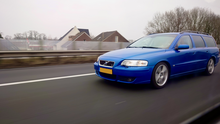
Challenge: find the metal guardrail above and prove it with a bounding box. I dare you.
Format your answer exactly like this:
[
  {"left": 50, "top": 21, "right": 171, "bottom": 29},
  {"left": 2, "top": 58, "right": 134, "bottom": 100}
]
[
  {"left": 0, "top": 50, "right": 109, "bottom": 58},
  {"left": 0, "top": 49, "right": 219, "bottom": 58}
]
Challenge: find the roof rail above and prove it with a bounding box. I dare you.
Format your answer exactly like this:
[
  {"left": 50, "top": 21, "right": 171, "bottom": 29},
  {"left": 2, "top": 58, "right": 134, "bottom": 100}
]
[
  {"left": 149, "top": 33, "right": 158, "bottom": 35},
  {"left": 180, "top": 30, "right": 209, "bottom": 35}
]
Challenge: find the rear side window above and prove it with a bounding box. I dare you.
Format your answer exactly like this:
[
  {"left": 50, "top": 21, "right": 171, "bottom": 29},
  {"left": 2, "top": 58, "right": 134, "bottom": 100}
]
[
  {"left": 192, "top": 36, "right": 205, "bottom": 48},
  {"left": 203, "top": 37, "right": 216, "bottom": 47}
]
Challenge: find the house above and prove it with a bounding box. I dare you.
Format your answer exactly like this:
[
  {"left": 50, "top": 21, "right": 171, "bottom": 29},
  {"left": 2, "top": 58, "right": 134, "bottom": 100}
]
[
  {"left": 55, "top": 26, "right": 90, "bottom": 50},
  {"left": 92, "top": 31, "right": 129, "bottom": 42},
  {"left": 68, "top": 32, "right": 91, "bottom": 41},
  {"left": 61, "top": 32, "right": 92, "bottom": 50}
]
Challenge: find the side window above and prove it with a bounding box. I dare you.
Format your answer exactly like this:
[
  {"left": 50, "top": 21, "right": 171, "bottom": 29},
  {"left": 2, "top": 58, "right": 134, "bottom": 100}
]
[
  {"left": 176, "top": 35, "right": 192, "bottom": 48},
  {"left": 203, "top": 37, "right": 216, "bottom": 47},
  {"left": 192, "top": 35, "right": 205, "bottom": 48}
]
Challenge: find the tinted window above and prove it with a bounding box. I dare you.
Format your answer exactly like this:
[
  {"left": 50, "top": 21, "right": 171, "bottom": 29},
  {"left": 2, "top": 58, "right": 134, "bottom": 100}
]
[
  {"left": 203, "top": 37, "right": 216, "bottom": 47},
  {"left": 176, "top": 35, "right": 192, "bottom": 48},
  {"left": 192, "top": 36, "right": 205, "bottom": 48}
]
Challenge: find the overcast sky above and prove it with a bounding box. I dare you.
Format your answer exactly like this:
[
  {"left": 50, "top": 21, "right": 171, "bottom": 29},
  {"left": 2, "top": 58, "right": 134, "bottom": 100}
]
[{"left": 0, "top": 0, "right": 220, "bottom": 40}]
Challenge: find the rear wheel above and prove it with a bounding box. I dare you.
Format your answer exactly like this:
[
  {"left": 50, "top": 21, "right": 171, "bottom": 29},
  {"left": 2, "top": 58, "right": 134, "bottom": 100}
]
[
  {"left": 205, "top": 58, "right": 215, "bottom": 75},
  {"left": 151, "top": 62, "right": 169, "bottom": 89}
]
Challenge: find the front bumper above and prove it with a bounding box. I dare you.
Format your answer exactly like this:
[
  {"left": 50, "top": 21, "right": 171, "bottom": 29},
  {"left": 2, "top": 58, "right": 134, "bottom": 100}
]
[{"left": 94, "top": 62, "right": 153, "bottom": 84}]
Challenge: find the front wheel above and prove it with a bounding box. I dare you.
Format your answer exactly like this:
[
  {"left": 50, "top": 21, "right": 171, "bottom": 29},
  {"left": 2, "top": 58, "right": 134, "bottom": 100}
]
[
  {"left": 205, "top": 58, "right": 215, "bottom": 75},
  {"left": 151, "top": 62, "right": 169, "bottom": 89}
]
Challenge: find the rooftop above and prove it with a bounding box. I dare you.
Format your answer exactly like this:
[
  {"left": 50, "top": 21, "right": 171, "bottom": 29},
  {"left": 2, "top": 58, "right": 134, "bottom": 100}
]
[{"left": 59, "top": 28, "right": 90, "bottom": 41}]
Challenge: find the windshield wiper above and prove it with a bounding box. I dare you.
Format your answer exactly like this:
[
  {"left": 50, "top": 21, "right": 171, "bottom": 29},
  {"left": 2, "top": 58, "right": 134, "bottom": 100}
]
[
  {"left": 140, "top": 46, "right": 160, "bottom": 49},
  {"left": 128, "top": 46, "right": 160, "bottom": 49},
  {"left": 127, "top": 46, "right": 138, "bottom": 48}
]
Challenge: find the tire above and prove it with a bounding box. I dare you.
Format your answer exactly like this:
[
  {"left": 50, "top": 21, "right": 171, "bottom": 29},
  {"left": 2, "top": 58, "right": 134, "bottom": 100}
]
[
  {"left": 151, "top": 62, "right": 169, "bottom": 89},
  {"left": 205, "top": 58, "right": 215, "bottom": 75}
]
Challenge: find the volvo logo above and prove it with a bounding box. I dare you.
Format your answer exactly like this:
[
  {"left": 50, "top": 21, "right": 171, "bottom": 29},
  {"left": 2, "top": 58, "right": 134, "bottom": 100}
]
[{"left": 104, "top": 61, "right": 109, "bottom": 65}]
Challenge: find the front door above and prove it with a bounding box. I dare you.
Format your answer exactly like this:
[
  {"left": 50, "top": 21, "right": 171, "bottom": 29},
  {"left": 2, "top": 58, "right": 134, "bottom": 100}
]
[{"left": 172, "top": 35, "right": 195, "bottom": 74}]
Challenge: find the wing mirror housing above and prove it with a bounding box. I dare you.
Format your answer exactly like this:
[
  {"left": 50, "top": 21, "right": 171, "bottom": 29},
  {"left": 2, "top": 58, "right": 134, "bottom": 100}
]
[{"left": 175, "top": 44, "right": 189, "bottom": 50}]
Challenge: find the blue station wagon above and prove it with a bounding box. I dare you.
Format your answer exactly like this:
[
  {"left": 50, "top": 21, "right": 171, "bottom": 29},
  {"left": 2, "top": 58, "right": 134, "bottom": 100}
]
[{"left": 94, "top": 31, "right": 220, "bottom": 88}]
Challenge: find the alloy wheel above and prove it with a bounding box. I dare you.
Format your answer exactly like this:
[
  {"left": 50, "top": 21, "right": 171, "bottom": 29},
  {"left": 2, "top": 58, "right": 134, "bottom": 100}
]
[
  {"left": 208, "top": 59, "right": 214, "bottom": 74},
  {"left": 155, "top": 65, "right": 168, "bottom": 86}
]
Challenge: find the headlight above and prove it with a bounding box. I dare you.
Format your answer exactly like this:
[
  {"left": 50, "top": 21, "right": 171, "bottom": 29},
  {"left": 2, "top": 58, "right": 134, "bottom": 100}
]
[{"left": 121, "top": 60, "right": 148, "bottom": 66}]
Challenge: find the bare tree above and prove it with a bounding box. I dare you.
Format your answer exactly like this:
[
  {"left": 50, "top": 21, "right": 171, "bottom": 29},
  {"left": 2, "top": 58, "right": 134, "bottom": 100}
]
[
  {"left": 23, "top": 32, "right": 28, "bottom": 39},
  {"left": 28, "top": 30, "right": 33, "bottom": 40},
  {"left": 32, "top": 31, "right": 39, "bottom": 40},
  {"left": 14, "top": 33, "right": 23, "bottom": 39},
  {"left": 145, "top": 7, "right": 189, "bottom": 33},
  {"left": 173, "top": 7, "right": 189, "bottom": 31},
  {"left": 47, "top": 35, "right": 52, "bottom": 40},
  {"left": 53, "top": 37, "right": 58, "bottom": 40},
  {"left": 42, "top": 34, "right": 47, "bottom": 40},
  {"left": 145, "top": 13, "right": 165, "bottom": 34},
  {"left": 0, "top": 32, "right": 3, "bottom": 39},
  {"left": 145, "top": 7, "right": 220, "bottom": 44},
  {"left": 185, "top": 8, "right": 208, "bottom": 31},
  {"left": 13, "top": 30, "right": 49, "bottom": 40},
  {"left": 5, "top": 35, "right": 12, "bottom": 40},
  {"left": 28, "top": 30, "right": 40, "bottom": 40}
]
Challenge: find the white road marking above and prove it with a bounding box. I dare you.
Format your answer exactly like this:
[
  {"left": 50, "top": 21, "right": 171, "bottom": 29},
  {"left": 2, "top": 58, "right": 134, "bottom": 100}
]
[{"left": 0, "top": 73, "right": 96, "bottom": 87}]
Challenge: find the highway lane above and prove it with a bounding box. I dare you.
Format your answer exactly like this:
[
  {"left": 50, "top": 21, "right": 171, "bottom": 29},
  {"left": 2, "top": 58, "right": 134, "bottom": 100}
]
[
  {"left": 0, "top": 64, "right": 220, "bottom": 124},
  {"left": 0, "top": 63, "right": 94, "bottom": 84}
]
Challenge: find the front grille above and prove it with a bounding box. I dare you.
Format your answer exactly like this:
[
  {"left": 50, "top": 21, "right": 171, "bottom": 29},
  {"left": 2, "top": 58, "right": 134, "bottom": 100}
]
[
  {"left": 99, "top": 60, "right": 114, "bottom": 67},
  {"left": 99, "top": 72, "right": 116, "bottom": 80}
]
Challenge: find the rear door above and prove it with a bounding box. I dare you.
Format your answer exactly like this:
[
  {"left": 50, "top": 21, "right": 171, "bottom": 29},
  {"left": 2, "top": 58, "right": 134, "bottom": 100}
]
[
  {"left": 203, "top": 36, "right": 219, "bottom": 65},
  {"left": 191, "top": 35, "right": 208, "bottom": 70}
]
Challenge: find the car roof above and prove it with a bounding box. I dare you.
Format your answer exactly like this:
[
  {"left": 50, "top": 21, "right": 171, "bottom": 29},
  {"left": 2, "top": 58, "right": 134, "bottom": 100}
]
[
  {"left": 149, "top": 32, "right": 212, "bottom": 37},
  {"left": 149, "top": 32, "right": 179, "bottom": 35}
]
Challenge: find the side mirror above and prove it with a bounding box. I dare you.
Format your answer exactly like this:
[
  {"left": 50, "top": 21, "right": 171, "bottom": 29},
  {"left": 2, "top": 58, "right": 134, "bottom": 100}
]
[{"left": 175, "top": 44, "right": 189, "bottom": 50}]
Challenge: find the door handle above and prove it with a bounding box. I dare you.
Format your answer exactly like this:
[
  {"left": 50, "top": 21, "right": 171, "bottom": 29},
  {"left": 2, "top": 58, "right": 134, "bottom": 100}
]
[{"left": 206, "top": 51, "right": 208, "bottom": 53}]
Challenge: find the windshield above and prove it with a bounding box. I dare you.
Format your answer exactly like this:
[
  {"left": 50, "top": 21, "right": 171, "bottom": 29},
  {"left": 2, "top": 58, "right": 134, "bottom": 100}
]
[{"left": 128, "top": 34, "right": 177, "bottom": 49}]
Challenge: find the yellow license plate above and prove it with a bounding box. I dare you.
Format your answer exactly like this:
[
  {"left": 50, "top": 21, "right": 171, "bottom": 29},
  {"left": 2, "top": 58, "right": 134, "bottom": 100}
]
[{"left": 100, "top": 67, "right": 112, "bottom": 74}]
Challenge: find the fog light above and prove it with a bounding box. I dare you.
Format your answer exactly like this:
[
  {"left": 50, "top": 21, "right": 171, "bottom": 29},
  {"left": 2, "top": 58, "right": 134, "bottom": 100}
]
[
  {"left": 119, "top": 76, "right": 135, "bottom": 82},
  {"left": 128, "top": 78, "right": 132, "bottom": 82}
]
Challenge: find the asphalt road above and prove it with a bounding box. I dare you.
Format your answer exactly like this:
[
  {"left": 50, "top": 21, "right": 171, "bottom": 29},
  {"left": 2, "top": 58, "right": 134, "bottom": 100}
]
[{"left": 0, "top": 63, "right": 220, "bottom": 124}]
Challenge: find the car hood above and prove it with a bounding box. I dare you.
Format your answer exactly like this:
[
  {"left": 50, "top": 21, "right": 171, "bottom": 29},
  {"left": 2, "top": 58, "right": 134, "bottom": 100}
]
[{"left": 102, "top": 48, "right": 166, "bottom": 59}]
